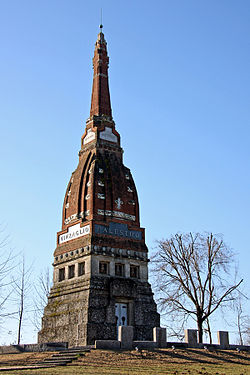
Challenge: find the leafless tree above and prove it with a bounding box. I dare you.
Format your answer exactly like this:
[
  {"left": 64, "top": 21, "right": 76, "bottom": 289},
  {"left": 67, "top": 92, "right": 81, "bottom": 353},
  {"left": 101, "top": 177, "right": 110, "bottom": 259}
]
[
  {"left": 32, "top": 267, "right": 52, "bottom": 331},
  {"left": 12, "top": 255, "right": 32, "bottom": 344},
  {"left": 204, "top": 317, "right": 212, "bottom": 344},
  {"left": 0, "top": 227, "right": 16, "bottom": 326},
  {"left": 246, "top": 326, "right": 250, "bottom": 345},
  {"left": 232, "top": 290, "right": 249, "bottom": 345},
  {"left": 152, "top": 232, "right": 243, "bottom": 343}
]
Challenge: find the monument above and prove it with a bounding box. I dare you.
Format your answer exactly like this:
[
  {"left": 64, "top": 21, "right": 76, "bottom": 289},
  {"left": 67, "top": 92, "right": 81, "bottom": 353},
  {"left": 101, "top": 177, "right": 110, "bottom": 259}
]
[{"left": 38, "top": 26, "right": 160, "bottom": 346}]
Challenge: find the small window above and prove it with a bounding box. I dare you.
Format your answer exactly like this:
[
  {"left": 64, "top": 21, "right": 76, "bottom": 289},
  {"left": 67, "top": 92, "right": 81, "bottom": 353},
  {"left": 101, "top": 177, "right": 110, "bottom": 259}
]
[
  {"left": 68, "top": 265, "right": 75, "bottom": 279},
  {"left": 78, "top": 262, "right": 85, "bottom": 276},
  {"left": 58, "top": 268, "right": 65, "bottom": 282},
  {"left": 99, "top": 262, "right": 109, "bottom": 275},
  {"left": 115, "top": 263, "right": 125, "bottom": 277},
  {"left": 130, "top": 265, "right": 139, "bottom": 279}
]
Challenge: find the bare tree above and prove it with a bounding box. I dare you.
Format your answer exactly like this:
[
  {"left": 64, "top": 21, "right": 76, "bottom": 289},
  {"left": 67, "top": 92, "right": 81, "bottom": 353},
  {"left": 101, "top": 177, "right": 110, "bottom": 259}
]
[
  {"left": 0, "top": 227, "right": 16, "bottom": 325},
  {"left": 12, "top": 255, "right": 32, "bottom": 344},
  {"left": 232, "top": 291, "right": 249, "bottom": 345},
  {"left": 32, "top": 267, "right": 52, "bottom": 331},
  {"left": 246, "top": 326, "right": 250, "bottom": 345},
  {"left": 204, "top": 317, "right": 212, "bottom": 344},
  {"left": 153, "top": 232, "right": 243, "bottom": 343}
]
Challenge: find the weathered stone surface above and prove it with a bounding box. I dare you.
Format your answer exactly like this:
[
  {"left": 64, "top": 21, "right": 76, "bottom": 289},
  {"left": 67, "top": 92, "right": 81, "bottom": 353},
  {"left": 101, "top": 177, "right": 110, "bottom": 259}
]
[
  {"left": 217, "top": 331, "right": 229, "bottom": 349},
  {"left": 38, "top": 29, "right": 160, "bottom": 347},
  {"left": 184, "top": 329, "right": 198, "bottom": 348},
  {"left": 95, "top": 340, "right": 121, "bottom": 349},
  {"left": 133, "top": 341, "right": 157, "bottom": 349},
  {"left": 118, "top": 326, "right": 134, "bottom": 350},
  {"left": 38, "top": 275, "right": 159, "bottom": 346},
  {"left": 153, "top": 327, "right": 166, "bottom": 348}
]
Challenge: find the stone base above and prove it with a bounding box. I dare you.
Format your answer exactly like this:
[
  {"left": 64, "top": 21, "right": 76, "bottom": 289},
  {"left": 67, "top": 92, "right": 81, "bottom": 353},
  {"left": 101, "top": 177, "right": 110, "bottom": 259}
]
[
  {"left": 95, "top": 340, "right": 121, "bottom": 349},
  {"left": 38, "top": 276, "right": 160, "bottom": 346}
]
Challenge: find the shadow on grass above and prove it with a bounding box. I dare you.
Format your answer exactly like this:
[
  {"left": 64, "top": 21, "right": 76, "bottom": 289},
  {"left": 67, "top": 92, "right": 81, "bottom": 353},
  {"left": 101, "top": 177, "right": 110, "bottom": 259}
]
[
  {"left": 131, "top": 349, "right": 213, "bottom": 365},
  {"left": 215, "top": 350, "right": 250, "bottom": 362},
  {"left": 184, "top": 349, "right": 249, "bottom": 365}
]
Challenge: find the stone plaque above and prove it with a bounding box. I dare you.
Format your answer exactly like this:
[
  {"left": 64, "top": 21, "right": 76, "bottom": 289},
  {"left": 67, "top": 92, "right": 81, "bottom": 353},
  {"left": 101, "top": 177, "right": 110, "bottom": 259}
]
[
  {"left": 100, "top": 127, "right": 118, "bottom": 143},
  {"left": 94, "top": 222, "right": 142, "bottom": 240},
  {"left": 59, "top": 223, "right": 90, "bottom": 244},
  {"left": 83, "top": 129, "right": 95, "bottom": 144}
]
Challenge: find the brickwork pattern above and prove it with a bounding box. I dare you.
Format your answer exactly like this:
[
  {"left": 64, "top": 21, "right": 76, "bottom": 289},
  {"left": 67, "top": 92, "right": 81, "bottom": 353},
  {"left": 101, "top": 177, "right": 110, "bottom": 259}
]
[{"left": 38, "top": 29, "right": 160, "bottom": 346}]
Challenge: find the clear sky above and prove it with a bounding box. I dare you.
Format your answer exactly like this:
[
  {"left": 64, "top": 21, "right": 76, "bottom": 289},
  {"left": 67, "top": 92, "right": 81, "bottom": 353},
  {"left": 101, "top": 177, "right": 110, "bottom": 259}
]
[{"left": 0, "top": 0, "right": 249, "bottom": 344}]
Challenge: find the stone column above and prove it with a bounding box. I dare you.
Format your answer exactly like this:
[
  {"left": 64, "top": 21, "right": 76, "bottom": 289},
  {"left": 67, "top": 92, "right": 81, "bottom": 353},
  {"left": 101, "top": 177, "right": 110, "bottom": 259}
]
[
  {"left": 53, "top": 268, "right": 58, "bottom": 283},
  {"left": 184, "top": 329, "right": 198, "bottom": 348},
  {"left": 217, "top": 331, "right": 229, "bottom": 349},
  {"left": 65, "top": 265, "right": 69, "bottom": 280},
  {"left": 124, "top": 263, "right": 130, "bottom": 278},
  {"left": 75, "top": 262, "right": 79, "bottom": 277},
  {"left": 118, "top": 326, "right": 134, "bottom": 350},
  {"left": 153, "top": 327, "right": 166, "bottom": 348}
]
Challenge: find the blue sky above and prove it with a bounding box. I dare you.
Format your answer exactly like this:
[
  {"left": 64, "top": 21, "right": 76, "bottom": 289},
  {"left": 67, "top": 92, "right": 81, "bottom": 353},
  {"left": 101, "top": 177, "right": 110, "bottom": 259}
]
[{"left": 0, "top": 0, "right": 249, "bottom": 344}]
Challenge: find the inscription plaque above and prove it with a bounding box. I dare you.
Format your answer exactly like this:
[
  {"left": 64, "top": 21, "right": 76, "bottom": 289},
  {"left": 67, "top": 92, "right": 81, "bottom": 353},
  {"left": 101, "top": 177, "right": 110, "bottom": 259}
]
[{"left": 94, "top": 222, "right": 142, "bottom": 240}]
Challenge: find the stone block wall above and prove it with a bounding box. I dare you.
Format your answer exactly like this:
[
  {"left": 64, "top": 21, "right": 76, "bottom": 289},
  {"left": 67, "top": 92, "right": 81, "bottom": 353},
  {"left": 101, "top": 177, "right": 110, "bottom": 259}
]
[{"left": 38, "top": 276, "right": 160, "bottom": 346}]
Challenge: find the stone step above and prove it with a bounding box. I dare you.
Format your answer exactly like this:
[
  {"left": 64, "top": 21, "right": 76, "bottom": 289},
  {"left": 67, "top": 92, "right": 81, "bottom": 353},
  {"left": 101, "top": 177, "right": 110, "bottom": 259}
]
[
  {"left": 70, "top": 345, "right": 92, "bottom": 349},
  {"left": 43, "top": 357, "right": 72, "bottom": 361},
  {"left": 50, "top": 356, "right": 77, "bottom": 361},
  {"left": 60, "top": 351, "right": 87, "bottom": 356},
  {"left": 37, "top": 347, "right": 91, "bottom": 368},
  {"left": 58, "top": 353, "right": 85, "bottom": 358},
  {"left": 64, "top": 348, "right": 90, "bottom": 353},
  {"left": 42, "top": 359, "right": 72, "bottom": 364},
  {"left": 0, "top": 365, "right": 58, "bottom": 372},
  {"left": 40, "top": 362, "right": 68, "bottom": 367},
  {"left": 51, "top": 354, "right": 78, "bottom": 359}
]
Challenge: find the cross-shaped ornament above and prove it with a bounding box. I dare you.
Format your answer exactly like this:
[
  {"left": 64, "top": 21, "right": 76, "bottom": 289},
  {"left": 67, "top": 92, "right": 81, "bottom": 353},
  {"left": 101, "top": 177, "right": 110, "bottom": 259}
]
[{"left": 115, "top": 197, "right": 123, "bottom": 209}]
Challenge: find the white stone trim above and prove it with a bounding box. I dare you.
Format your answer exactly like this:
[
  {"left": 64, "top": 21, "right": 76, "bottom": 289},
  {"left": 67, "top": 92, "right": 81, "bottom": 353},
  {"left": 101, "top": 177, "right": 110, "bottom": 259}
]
[{"left": 97, "top": 209, "right": 135, "bottom": 221}]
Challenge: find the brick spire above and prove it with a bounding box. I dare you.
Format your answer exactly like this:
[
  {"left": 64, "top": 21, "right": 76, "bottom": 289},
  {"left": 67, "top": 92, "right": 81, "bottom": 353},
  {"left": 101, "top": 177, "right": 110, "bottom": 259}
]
[{"left": 90, "top": 26, "right": 112, "bottom": 118}]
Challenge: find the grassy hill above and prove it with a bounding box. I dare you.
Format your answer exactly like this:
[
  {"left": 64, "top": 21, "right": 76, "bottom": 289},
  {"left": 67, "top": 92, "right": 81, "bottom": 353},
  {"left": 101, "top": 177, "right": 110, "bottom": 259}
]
[{"left": 0, "top": 348, "right": 249, "bottom": 374}]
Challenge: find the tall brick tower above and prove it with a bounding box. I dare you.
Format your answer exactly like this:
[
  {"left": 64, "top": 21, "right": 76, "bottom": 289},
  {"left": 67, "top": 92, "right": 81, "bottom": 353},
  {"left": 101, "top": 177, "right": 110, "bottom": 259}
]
[{"left": 38, "top": 27, "right": 160, "bottom": 347}]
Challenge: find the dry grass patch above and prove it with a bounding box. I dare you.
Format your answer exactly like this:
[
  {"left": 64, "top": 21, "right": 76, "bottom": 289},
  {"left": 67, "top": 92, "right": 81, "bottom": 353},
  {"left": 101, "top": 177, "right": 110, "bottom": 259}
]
[
  {"left": 0, "top": 348, "right": 249, "bottom": 374},
  {"left": 0, "top": 352, "right": 55, "bottom": 367}
]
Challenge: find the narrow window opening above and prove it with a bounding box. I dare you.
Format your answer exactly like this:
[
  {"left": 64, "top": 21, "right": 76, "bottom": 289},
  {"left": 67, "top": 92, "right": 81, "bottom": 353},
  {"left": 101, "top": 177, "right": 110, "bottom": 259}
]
[
  {"left": 130, "top": 265, "right": 140, "bottom": 279},
  {"left": 68, "top": 265, "right": 75, "bottom": 279},
  {"left": 78, "top": 262, "right": 85, "bottom": 276},
  {"left": 58, "top": 268, "right": 65, "bottom": 282},
  {"left": 115, "top": 263, "right": 125, "bottom": 277},
  {"left": 99, "top": 261, "right": 109, "bottom": 275}
]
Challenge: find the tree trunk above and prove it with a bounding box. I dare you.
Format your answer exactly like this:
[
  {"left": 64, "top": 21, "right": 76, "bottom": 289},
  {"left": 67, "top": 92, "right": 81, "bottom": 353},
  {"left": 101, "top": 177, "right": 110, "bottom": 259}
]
[
  {"left": 17, "top": 307, "right": 23, "bottom": 345},
  {"left": 197, "top": 319, "right": 203, "bottom": 344},
  {"left": 237, "top": 312, "right": 243, "bottom": 346},
  {"left": 17, "top": 266, "right": 24, "bottom": 345},
  {"left": 207, "top": 318, "right": 212, "bottom": 344}
]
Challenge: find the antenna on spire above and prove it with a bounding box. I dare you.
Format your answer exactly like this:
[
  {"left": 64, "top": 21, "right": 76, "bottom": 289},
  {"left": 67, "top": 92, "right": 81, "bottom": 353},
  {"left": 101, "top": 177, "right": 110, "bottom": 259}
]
[{"left": 99, "top": 8, "right": 103, "bottom": 32}]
